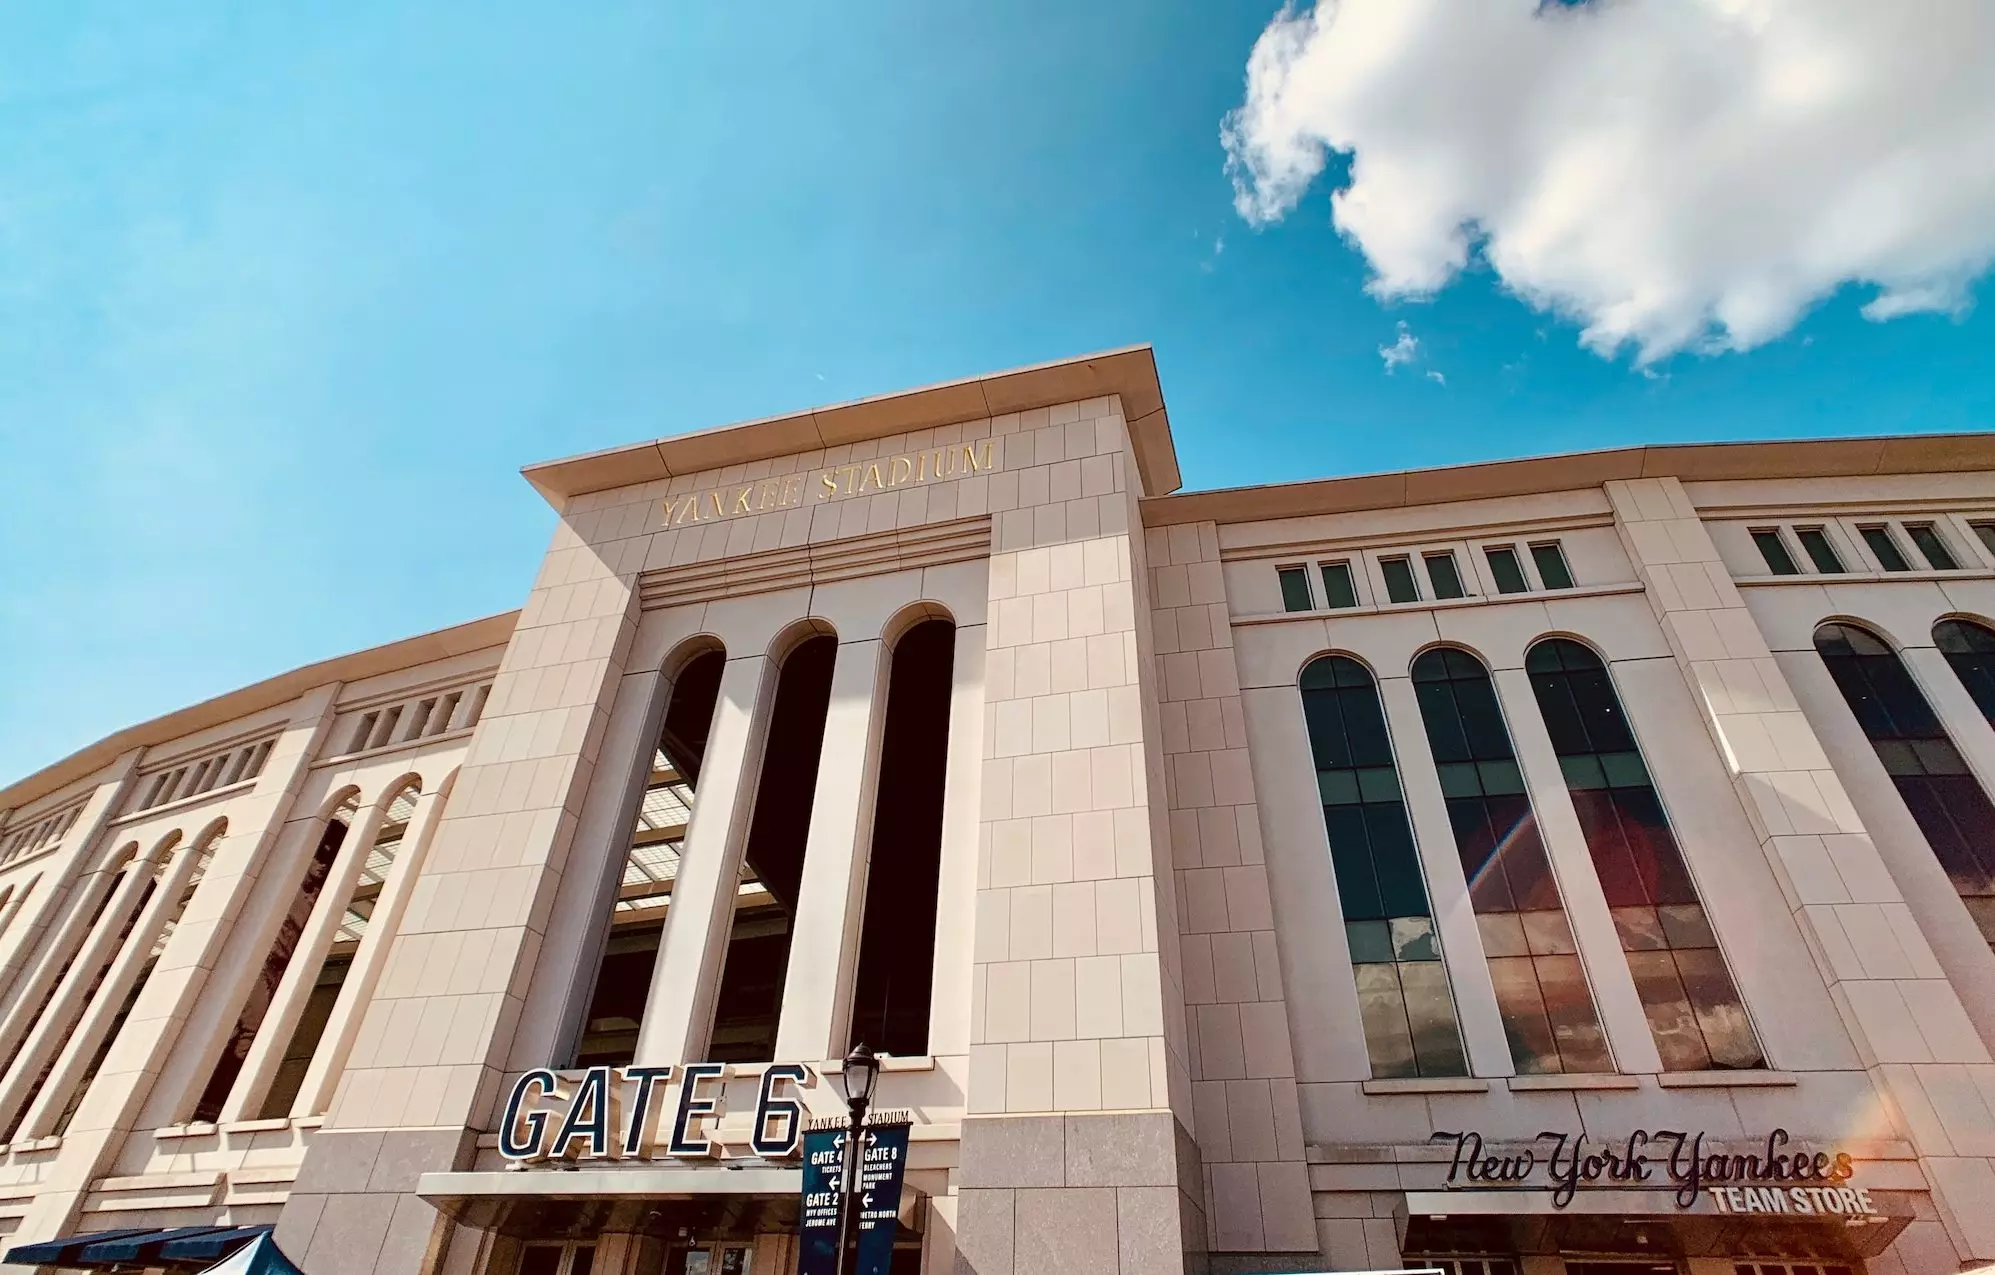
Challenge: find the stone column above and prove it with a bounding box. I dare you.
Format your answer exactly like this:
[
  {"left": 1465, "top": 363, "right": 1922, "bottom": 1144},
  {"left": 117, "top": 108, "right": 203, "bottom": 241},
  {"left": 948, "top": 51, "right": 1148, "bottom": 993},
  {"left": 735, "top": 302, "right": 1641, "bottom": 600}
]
[
  {"left": 634, "top": 651, "right": 771, "bottom": 1066},
  {"left": 295, "top": 781, "right": 454, "bottom": 1116},
  {"left": 953, "top": 399, "right": 1201, "bottom": 1275},
  {"left": 775, "top": 634, "right": 886, "bottom": 1061},
  {"left": 218, "top": 792, "right": 395, "bottom": 1121},
  {"left": 1606, "top": 475, "right": 1995, "bottom": 1265},
  {"left": 10, "top": 682, "right": 341, "bottom": 1246}
]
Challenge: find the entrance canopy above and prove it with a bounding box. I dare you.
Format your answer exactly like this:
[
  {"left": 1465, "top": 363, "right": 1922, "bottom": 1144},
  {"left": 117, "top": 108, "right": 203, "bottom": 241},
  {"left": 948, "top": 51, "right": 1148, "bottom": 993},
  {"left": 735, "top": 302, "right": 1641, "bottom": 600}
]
[{"left": 2, "top": 1226, "right": 292, "bottom": 1273}]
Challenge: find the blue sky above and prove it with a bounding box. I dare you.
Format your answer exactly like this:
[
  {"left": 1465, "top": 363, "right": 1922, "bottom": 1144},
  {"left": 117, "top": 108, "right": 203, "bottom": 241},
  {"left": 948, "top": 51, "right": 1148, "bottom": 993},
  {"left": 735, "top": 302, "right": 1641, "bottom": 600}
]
[{"left": 3, "top": 0, "right": 1991, "bottom": 782}]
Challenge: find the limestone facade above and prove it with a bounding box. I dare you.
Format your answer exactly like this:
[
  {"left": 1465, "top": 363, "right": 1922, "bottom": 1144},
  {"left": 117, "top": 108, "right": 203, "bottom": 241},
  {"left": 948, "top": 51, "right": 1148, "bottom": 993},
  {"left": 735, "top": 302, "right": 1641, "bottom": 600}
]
[{"left": 1, "top": 349, "right": 1994, "bottom": 1273}]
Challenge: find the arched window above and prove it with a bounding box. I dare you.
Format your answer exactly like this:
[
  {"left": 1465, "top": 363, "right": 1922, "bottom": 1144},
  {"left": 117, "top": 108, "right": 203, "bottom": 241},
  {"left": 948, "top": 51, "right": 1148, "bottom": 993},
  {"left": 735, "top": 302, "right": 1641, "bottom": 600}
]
[
  {"left": 572, "top": 647, "right": 725, "bottom": 1067},
  {"left": 256, "top": 782, "right": 423, "bottom": 1118},
  {"left": 191, "top": 795, "right": 355, "bottom": 1122},
  {"left": 1410, "top": 648, "right": 1610, "bottom": 1074},
  {"left": 1300, "top": 655, "right": 1466, "bottom": 1078},
  {"left": 1525, "top": 639, "right": 1763, "bottom": 1071},
  {"left": 709, "top": 634, "right": 837, "bottom": 1063},
  {"left": 50, "top": 828, "right": 222, "bottom": 1136},
  {"left": 1817, "top": 622, "right": 1995, "bottom": 947},
  {"left": 1935, "top": 618, "right": 1995, "bottom": 727},
  {"left": 849, "top": 618, "right": 956, "bottom": 1056}
]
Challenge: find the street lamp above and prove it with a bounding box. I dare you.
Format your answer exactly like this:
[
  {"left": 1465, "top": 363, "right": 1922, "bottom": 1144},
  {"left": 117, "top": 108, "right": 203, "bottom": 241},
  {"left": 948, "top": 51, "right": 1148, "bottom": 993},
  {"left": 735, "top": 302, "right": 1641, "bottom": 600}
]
[{"left": 833, "top": 1044, "right": 880, "bottom": 1275}]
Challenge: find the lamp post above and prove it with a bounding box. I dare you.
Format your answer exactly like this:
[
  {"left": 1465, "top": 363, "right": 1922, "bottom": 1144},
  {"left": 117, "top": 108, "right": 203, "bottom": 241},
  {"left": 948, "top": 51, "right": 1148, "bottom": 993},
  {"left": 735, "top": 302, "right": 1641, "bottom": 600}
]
[{"left": 832, "top": 1043, "right": 880, "bottom": 1275}]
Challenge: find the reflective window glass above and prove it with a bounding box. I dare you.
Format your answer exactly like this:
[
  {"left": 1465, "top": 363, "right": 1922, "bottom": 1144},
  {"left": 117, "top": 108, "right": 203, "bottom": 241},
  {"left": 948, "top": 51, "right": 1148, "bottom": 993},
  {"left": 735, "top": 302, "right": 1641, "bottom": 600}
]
[
  {"left": 1525, "top": 639, "right": 1763, "bottom": 1070},
  {"left": 1936, "top": 618, "right": 1995, "bottom": 727},
  {"left": 1278, "top": 567, "right": 1313, "bottom": 613},
  {"left": 1908, "top": 523, "right": 1958, "bottom": 571},
  {"left": 1530, "top": 543, "right": 1575, "bottom": 590},
  {"left": 1750, "top": 530, "right": 1799, "bottom": 576},
  {"left": 1818, "top": 622, "right": 1995, "bottom": 949},
  {"left": 1861, "top": 526, "right": 1912, "bottom": 572},
  {"left": 1411, "top": 647, "right": 1610, "bottom": 1074},
  {"left": 1320, "top": 562, "right": 1359, "bottom": 609},
  {"left": 1301, "top": 655, "right": 1466, "bottom": 1078},
  {"left": 1426, "top": 553, "right": 1467, "bottom": 600},
  {"left": 1486, "top": 547, "right": 1529, "bottom": 594},
  {"left": 1381, "top": 558, "right": 1421, "bottom": 604}
]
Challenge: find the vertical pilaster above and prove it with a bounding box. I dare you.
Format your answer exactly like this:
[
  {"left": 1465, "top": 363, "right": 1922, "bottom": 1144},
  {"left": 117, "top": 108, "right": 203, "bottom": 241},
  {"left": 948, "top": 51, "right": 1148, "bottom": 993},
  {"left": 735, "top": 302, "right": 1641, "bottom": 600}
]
[
  {"left": 774, "top": 635, "right": 886, "bottom": 1061},
  {"left": 955, "top": 398, "right": 1199, "bottom": 1275},
  {"left": 634, "top": 652, "right": 770, "bottom": 1065},
  {"left": 1608, "top": 475, "right": 1995, "bottom": 1265}
]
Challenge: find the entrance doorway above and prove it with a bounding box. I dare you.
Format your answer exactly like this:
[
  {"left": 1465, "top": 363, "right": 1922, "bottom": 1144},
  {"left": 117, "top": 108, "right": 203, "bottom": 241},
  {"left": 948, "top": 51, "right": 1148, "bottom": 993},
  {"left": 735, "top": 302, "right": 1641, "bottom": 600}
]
[{"left": 669, "top": 1245, "right": 752, "bottom": 1275}]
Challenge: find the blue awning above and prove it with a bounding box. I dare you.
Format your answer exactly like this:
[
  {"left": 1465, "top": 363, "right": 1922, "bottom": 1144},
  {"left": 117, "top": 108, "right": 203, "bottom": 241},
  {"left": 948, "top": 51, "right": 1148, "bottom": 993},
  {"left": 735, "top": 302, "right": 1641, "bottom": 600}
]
[{"left": 3, "top": 1225, "right": 274, "bottom": 1269}]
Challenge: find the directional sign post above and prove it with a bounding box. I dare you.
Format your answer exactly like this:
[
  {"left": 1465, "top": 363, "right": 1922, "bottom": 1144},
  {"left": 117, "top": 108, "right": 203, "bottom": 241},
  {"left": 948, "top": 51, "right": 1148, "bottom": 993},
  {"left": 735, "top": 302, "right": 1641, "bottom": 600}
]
[
  {"left": 852, "top": 1121, "right": 911, "bottom": 1275},
  {"left": 796, "top": 1124, "right": 845, "bottom": 1275}
]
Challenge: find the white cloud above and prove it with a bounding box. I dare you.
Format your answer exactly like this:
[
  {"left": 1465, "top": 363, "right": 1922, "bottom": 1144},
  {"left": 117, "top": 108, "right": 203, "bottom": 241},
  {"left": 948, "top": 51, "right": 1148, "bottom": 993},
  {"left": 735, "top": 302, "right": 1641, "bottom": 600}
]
[
  {"left": 1379, "top": 321, "right": 1420, "bottom": 372},
  {"left": 1222, "top": 0, "right": 1995, "bottom": 363},
  {"left": 1425, "top": 369, "right": 1447, "bottom": 385}
]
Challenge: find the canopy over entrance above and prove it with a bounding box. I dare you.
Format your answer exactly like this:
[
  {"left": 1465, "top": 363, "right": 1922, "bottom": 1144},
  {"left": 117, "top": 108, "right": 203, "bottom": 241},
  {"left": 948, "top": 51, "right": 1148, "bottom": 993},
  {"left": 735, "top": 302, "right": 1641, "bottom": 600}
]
[{"left": 2, "top": 1226, "right": 299, "bottom": 1274}]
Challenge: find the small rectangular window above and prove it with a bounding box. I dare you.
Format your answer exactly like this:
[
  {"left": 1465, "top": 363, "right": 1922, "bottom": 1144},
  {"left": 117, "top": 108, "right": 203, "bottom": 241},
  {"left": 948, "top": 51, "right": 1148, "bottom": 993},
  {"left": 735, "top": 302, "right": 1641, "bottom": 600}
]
[
  {"left": 1380, "top": 557, "right": 1420, "bottom": 604},
  {"left": 1424, "top": 551, "right": 1466, "bottom": 600},
  {"left": 1485, "top": 546, "right": 1529, "bottom": 594},
  {"left": 1860, "top": 525, "right": 1912, "bottom": 572},
  {"left": 1906, "top": 523, "right": 1958, "bottom": 571},
  {"left": 1320, "top": 561, "right": 1359, "bottom": 609},
  {"left": 1277, "top": 566, "right": 1314, "bottom": 612},
  {"left": 1974, "top": 523, "right": 1995, "bottom": 560},
  {"left": 1750, "top": 529, "right": 1800, "bottom": 576},
  {"left": 1796, "top": 527, "right": 1844, "bottom": 573},
  {"left": 1530, "top": 542, "right": 1575, "bottom": 590}
]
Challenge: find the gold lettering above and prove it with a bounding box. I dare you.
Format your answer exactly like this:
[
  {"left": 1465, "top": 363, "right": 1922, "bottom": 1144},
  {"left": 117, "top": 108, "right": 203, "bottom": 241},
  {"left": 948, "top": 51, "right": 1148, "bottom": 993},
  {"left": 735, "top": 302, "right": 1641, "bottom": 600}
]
[
  {"left": 916, "top": 451, "right": 928, "bottom": 482},
  {"left": 677, "top": 495, "right": 700, "bottom": 524},
  {"left": 660, "top": 497, "right": 681, "bottom": 526},
  {"left": 935, "top": 448, "right": 957, "bottom": 477},
  {"left": 819, "top": 472, "right": 839, "bottom": 499},
  {"left": 962, "top": 440, "right": 995, "bottom": 473},
  {"left": 840, "top": 464, "right": 861, "bottom": 494},
  {"left": 782, "top": 474, "right": 805, "bottom": 506},
  {"left": 706, "top": 492, "right": 725, "bottom": 519},
  {"left": 733, "top": 486, "right": 753, "bottom": 515},
  {"left": 859, "top": 463, "right": 884, "bottom": 493},
  {"left": 889, "top": 456, "right": 913, "bottom": 486},
  {"left": 757, "top": 480, "right": 781, "bottom": 510}
]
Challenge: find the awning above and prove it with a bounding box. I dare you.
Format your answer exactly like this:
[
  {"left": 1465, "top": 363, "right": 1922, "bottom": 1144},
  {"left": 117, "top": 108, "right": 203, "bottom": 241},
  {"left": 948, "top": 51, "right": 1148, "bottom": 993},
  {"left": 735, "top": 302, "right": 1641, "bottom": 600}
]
[{"left": 3, "top": 1225, "right": 277, "bottom": 1271}]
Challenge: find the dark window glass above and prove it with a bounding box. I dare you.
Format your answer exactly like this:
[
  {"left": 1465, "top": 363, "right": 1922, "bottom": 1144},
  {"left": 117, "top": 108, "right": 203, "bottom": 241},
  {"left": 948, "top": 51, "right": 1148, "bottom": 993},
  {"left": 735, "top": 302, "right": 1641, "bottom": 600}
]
[
  {"left": 1321, "top": 562, "right": 1359, "bottom": 609},
  {"left": 849, "top": 620, "right": 955, "bottom": 1056},
  {"left": 1411, "top": 648, "right": 1610, "bottom": 1074},
  {"left": 1278, "top": 567, "right": 1313, "bottom": 613},
  {"left": 1301, "top": 656, "right": 1465, "bottom": 1078},
  {"left": 1907, "top": 523, "right": 1958, "bottom": 571},
  {"left": 1796, "top": 528, "right": 1844, "bottom": 573},
  {"left": 1750, "top": 531, "right": 1799, "bottom": 576},
  {"left": 1486, "top": 547, "right": 1530, "bottom": 594},
  {"left": 572, "top": 649, "right": 725, "bottom": 1068},
  {"left": 1975, "top": 524, "right": 1995, "bottom": 560},
  {"left": 710, "top": 635, "right": 838, "bottom": 1063},
  {"left": 1936, "top": 619, "right": 1995, "bottom": 727},
  {"left": 1525, "top": 639, "right": 1763, "bottom": 1071},
  {"left": 1381, "top": 558, "right": 1421, "bottom": 604},
  {"left": 1530, "top": 543, "right": 1575, "bottom": 590},
  {"left": 1817, "top": 622, "right": 1995, "bottom": 949},
  {"left": 1861, "top": 526, "right": 1912, "bottom": 572},
  {"left": 1426, "top": 553, "right": 1467, "bottom": 600}
]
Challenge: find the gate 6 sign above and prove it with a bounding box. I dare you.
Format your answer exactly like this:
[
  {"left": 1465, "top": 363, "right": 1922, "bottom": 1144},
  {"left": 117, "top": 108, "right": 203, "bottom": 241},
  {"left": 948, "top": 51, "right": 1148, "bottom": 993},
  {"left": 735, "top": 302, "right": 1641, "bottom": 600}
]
[{"left": 499, "top": 1063, "right": 813, "bottom": 1162}]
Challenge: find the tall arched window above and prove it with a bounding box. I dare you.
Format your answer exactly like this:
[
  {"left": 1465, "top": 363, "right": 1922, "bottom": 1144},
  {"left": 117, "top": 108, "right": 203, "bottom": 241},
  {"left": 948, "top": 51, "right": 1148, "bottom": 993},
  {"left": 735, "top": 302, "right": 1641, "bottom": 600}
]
[
  {"left": 50, "top": 828, "right": 222, "bottom": 1136},
  {"left": 1410, "top": 648, "right": 1610, "bottom": 1074},
  {"left": 0, "top": 850, "right": 143, "bottom": 1106},
  {"left": 1300, "top": 655, "right": 1466, "bottom": 1078},
  {"left": 1526, "top": 639, "right": 1763, "bottom": 1071},
  {"left": 572, "top": 647, "right": 725, "bottom": 1066},
  {"left": 1817, "top": 622, "right": 1995, "bottom": 947},
  {"left": 849, "top": 618, "right": 956, "bottom": 1056},
  {"left": 1935, "top": 618, "right": 1995, "bottom": 727},
  {"left": 257, "top": 782, "right": 423, "bottom": 1117},
  {"left": 191, "top": 795, "right": 354, "bottom": 1121},
  {"left": 709, "top": 634, "right": 837, "bottom": 1063}
]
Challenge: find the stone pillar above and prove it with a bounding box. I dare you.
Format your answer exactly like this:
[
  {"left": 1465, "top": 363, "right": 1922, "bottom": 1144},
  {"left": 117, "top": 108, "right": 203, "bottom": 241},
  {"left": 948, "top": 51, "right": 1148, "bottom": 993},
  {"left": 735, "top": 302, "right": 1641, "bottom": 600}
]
[
  {"left": 295, "top": 780, "right": 454, "bottom": 1116},
  {"left": 0, "top": 750, "right": 141, "bottom": 1013},
  {"left": 634, "top": 651, "right": 771, "bottom": 1066},
  {"left": 276, "top": 516, "right": 644, "bottom": 1275},
  {"left": 11, "top": 683, "right": 341, "bottom": 1246},
  {"left": 1606, "top": 475, "right": 1995, "bottom": 1265},
  {"left": 218, "top": 792, "right": 394, "bottom": 1121},
  {"left": 1147, "top": 519, "right": 1313, "bottom": 1256},
  {"left": 953, "top": 399, "right": 1200, "bottom": 1275},
  {"left": 775, "top": 634, "right": 886, "bottom": 1061}
]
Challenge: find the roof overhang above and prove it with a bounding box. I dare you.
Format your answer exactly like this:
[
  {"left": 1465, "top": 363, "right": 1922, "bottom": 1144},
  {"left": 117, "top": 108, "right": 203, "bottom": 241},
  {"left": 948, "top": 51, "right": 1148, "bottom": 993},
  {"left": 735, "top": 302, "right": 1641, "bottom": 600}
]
[
  {"left": 1142, "top": 432, "right": 1995, "bottom": 527},
  {"left": 521, "top": 345, "right": 1178, "bottom": 509}
]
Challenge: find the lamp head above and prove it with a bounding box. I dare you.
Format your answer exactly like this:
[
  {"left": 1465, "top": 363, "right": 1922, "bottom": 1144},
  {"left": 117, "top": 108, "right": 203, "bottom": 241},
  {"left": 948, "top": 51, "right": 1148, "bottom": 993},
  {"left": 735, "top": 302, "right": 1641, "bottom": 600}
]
[{"left": 841, "top": 1043, "right": 880, "bottom": 1107}]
